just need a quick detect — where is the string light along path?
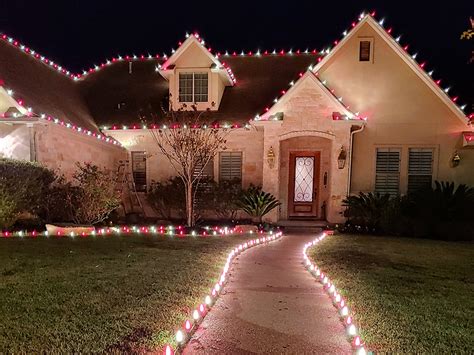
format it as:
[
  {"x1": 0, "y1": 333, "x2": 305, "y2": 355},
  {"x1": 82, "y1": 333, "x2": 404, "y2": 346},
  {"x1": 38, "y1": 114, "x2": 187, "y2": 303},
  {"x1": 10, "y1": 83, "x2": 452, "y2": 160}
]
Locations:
[{"x1": 183, "y1": 232, "x2": 352, "y2": 354}]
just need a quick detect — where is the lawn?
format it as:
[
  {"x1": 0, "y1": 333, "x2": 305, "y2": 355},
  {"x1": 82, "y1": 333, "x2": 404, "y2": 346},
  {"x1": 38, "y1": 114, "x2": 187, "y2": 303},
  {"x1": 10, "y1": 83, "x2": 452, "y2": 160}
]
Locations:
[
  {"x1": 0, "y1": 234, "x2": 251, "y2": 353},
  {"x1": 308, "y1": 234, "x2": 474, "y2": 353}
]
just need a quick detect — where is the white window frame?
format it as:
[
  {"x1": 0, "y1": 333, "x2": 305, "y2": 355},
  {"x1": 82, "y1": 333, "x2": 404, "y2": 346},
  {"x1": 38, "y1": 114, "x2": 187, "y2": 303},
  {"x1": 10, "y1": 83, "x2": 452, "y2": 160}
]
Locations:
[{"x1": 178, "y1": 72, "x2": 208, "y2": 103}]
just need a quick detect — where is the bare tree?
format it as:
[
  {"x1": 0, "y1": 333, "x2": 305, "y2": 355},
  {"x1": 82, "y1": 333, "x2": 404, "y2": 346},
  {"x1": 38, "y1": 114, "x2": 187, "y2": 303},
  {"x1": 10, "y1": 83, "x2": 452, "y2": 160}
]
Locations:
[
  {"x1": 148, "y1": 104, "x2": 227, "y2": 226},
  {"x1": 460, "y1": 17, "x2": 473, "y2": 63}
]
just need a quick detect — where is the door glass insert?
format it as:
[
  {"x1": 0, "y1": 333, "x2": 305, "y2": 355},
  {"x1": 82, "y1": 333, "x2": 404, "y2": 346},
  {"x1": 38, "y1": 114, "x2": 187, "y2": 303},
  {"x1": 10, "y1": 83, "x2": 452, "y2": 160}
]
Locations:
[{"x1": 294, "y1": 157, "x2": 314, "y2": 202}]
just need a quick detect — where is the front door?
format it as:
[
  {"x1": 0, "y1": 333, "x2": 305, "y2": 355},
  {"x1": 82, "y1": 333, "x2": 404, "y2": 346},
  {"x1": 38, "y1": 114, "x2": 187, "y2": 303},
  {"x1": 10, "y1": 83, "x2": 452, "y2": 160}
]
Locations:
[{"x1": 288, "y1": 152, "x2": 320, "y2": 218}]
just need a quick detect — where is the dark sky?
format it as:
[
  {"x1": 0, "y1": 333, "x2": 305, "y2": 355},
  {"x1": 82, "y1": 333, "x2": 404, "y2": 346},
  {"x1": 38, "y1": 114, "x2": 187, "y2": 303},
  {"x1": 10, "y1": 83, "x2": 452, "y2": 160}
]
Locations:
[{"x1": 1, "y1": 0, "x2": 473, "y2": 106}]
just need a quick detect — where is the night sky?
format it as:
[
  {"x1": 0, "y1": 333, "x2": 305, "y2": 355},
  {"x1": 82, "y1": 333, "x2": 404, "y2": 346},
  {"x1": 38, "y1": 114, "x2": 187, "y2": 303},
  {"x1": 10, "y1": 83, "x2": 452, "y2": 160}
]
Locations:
[{"x1": 1, "y1": 0, "x2": 473, "y2": 106}]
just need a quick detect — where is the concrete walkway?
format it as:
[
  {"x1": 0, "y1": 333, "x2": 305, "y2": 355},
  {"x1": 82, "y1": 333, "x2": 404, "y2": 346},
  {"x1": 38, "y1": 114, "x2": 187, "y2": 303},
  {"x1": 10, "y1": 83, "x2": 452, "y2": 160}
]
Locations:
[{"x1": 184, "y1": 233, "x2": 351, "y2": 354}]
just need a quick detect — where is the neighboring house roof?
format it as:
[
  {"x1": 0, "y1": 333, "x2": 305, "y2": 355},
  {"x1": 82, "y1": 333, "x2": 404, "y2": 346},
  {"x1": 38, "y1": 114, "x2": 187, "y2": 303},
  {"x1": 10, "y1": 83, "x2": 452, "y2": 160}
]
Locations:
[{"x1": 0, "y1": 38, "x2": 99, "y2": 133}]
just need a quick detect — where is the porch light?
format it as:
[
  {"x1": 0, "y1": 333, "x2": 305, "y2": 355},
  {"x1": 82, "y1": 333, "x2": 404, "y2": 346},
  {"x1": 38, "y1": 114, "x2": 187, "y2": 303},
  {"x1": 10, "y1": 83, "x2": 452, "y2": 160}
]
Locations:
[
  {"x1": 337, "y1": 146, "x2": 347, "y2": 169},
  {"x1": 451, "y1": 151, "x2": 461, "y2": 167},
  {"x1": 267, "y1": 146, "x2": 276, "y2": 169}
]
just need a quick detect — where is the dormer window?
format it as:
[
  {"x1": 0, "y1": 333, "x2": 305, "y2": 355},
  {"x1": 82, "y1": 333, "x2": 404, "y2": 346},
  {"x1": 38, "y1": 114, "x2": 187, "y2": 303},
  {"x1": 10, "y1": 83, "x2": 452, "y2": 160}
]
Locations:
[{"x1": 179, "y1": 72, "x2": 208, "y2": 103}]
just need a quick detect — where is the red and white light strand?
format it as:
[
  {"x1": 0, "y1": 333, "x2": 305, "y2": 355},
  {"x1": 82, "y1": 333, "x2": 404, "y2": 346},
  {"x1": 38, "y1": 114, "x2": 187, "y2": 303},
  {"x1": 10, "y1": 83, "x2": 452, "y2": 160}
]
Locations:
[
  {"x1": 0, "y1": 224, "x2": 277, "y2": 238},
  {"x1": 1, "y1": 11, "x2": 472, "y2": 128},
  {"x1": 1, "y1": 87, "x2": 121, "y2": 146},
  {"x1": 303, "y1": 231, "x2": 367, "y2": 355},
  {"x1": 105, "y1": 121, "x2": 252, "y2": 131},
  {"x1": 163, "y1": 231, "x2": 282, "y2": 355}
]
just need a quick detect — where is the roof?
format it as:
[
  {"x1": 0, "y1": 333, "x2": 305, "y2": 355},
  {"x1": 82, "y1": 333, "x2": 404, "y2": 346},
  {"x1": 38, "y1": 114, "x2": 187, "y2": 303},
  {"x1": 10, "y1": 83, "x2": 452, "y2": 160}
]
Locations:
[
  {"x1": 79, "y1": 54, "x2": 317, "y2": 127},
  {"x1": 1, "y1": 12, "x2": 472, "y2": 133},
  {"x1": 0, "y1": 38, "x2": 99, "y2": 133}
]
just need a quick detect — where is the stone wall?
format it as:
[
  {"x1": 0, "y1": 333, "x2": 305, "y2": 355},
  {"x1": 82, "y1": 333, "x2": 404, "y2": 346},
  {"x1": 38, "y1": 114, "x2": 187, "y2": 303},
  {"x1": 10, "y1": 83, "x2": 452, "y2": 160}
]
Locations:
[{"x1": 35, "y1": 122, "x2": 126, "y2": 177}]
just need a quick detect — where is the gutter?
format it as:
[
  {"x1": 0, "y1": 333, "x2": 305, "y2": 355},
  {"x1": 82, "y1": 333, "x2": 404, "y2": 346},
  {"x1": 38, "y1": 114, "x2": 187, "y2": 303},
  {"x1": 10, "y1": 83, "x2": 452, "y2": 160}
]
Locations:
[{"x1": 347, "y1": 124, "x2": 366, "y2": 196}]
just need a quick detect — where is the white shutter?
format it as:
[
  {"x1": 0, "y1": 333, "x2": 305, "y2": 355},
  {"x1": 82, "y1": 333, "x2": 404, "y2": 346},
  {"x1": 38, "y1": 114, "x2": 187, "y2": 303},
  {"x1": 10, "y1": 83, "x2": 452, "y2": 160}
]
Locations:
[
  {"x1": 219, "y1": 152, "x2": 242, "y2": 181},
  {"x1": 375, "y1": 148, "x2": 400, "y2": 196},
  {"x1": 408, "y1": 148, "x2": 433, "y2": 193}
]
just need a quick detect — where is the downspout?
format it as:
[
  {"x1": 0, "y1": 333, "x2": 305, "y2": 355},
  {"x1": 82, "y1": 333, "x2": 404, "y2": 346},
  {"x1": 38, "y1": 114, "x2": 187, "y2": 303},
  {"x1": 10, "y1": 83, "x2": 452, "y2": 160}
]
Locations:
[
  {"x1": 27, "y1": 123, "x2": 37, "y2": 162},
  {"x1": 347, "y1": 123, "x2": 366, "y2": 196}
]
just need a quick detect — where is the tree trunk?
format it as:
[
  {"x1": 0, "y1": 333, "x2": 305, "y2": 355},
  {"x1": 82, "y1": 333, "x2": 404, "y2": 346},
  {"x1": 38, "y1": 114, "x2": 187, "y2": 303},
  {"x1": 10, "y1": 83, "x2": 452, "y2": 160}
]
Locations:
[{"x1": 186, "y1": 182, "x2": 194, "y2": 226}]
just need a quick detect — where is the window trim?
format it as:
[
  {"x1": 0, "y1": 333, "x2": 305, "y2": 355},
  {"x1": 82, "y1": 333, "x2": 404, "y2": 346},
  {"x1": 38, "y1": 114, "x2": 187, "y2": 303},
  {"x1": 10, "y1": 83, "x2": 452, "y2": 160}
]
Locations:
[
  {"x1": 358, "y1": 37, "x2": 374, "y2": 63},
  {"x1": 178, "y1": 72, "x2": 209, "y2": 103}
]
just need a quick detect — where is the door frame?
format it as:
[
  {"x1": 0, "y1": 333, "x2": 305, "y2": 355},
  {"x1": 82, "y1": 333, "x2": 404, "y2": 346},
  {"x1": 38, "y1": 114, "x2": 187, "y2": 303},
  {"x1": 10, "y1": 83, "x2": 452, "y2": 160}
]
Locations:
[{"x1": 288, "y1": 151, "x2": 320, "y2": 219}]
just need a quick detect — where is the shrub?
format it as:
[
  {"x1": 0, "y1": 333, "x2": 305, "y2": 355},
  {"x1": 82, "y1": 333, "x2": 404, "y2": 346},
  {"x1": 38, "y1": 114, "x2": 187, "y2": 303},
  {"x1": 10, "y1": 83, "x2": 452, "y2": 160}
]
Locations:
[
  {"x1": 238, "y1": 185, "x2": 281, "y2": 223},
  {"x1": 68, "y1": 163, "x2": 121, "y2": 225},
  {"x1": 342, "y1": 182, "x2": 474, "y2": 241},
  {"x1": 0, "y1": 187, "x2": 18, "y2": 229},
  {"x1": 342, "y1": 192, "x2": 391, "y2": 234},
  {"x1": 147, "y1": 177, "x2": 186, "y2": 220},
  {"x1": 199, "y1": 178, "x2": 243, "y2": 221},
  {"x1": 0, "y1": 158, "x2": 56, "y2": 216},
  {"x1": 0, "y1": 159, "x2": 56, "y2": 228},
  {"x1": 403, "y1": 181, "x2": 474, "y2": 240}
]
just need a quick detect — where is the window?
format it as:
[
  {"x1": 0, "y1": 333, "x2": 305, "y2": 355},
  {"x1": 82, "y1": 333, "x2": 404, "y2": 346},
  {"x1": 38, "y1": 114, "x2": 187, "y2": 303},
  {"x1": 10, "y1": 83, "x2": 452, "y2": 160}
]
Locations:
[
  {"x1": 194, "y1": 73, "x2": 209, "y2": 102},
  {"x1": 408, "y1": 148, "x2": 433, "y2": 193},
  {"x1": 359, "y1": 40, "x2": 371, "y2": 61},
  {"x1": 219, "y1": 152, "x2": 242, "y2": 181},
  {"x1": 131, "y1": 151, "x2": 147, "y2": 192},
  {"x1": 375, "y1": 148, "x2": 400, "y2": 196},
  {"x1": 193, "y1": 157, "x2": 214, "y2": 180},
  {"x1": 178, "y1": 73, "x2": 193, "y2": 102},
  {"x1": 179, "y1": 73, "x2": 208, "y2": 102}
]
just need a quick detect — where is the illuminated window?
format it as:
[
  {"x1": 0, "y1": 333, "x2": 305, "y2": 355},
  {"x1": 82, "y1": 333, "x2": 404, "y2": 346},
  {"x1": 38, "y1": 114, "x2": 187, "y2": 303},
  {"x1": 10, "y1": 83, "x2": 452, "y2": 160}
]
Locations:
[{"x1": 179, "y1": 73, "x2": 208, "y2": 102}]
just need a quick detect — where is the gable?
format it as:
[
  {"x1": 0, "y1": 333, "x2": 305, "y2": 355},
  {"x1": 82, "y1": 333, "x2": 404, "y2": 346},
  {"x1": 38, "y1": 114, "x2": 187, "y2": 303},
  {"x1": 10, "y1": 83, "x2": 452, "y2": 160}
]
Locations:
[
  {"x1": 259, "y1": 71, "x2": 360, "y2": 123},
  {"x1": 174, "y1": 41, "x2": 214, "y2": 68},
  {"x1": 315, "y1": 16, "x2": 470, "y2": 130}
]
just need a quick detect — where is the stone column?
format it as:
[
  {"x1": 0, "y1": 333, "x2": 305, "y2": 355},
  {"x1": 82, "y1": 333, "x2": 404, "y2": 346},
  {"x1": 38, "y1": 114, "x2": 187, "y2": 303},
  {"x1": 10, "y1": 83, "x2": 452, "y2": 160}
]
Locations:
[{"x1": 261, "y1": 123, "x2": 282, "y2": 223}]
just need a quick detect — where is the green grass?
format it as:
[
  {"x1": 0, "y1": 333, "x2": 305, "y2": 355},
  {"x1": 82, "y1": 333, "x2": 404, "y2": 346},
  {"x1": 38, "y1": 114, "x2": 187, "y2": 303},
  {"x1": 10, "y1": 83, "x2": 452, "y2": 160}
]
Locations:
[
  {"x1": 0, "y1": 234, "x2": 251, "y2": 353},
  {"x1": 308, "y1": 234, "x2": 474, "y2": 353}
]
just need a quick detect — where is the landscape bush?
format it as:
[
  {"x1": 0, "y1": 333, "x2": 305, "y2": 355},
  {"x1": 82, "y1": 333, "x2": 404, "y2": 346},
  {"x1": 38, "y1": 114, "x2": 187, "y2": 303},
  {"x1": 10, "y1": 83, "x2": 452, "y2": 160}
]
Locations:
[
  {"x1": 0, "y1": 159, "x2": 120, "y2": 228},
  {"x1": 147, "y1": 177, "x2": 186, "y2": 221},
  {"x1": 342, "y1": 181, "x2": 474, "y2": 240},
  {"x1": 67, "y1": 163, "x2": 121, "y2": 225},
  {"x1": 237, "y1": 185, "x2": 281, "y2": 223},
  {"x1": 0, "y1": 159, "x2": 56, "y2": 228}
]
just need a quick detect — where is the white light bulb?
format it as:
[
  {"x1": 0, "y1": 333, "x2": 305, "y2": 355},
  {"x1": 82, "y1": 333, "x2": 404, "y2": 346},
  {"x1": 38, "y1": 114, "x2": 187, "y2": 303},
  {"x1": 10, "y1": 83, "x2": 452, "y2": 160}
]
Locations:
[
  {"x1": 341, "y1": 306, "x2": 349, "y2": 316},
  {"x1": 347, "y1": 324, "x2": 357, "y2": 336},
  {"x1": 176, "y1": 330, "x2": 184, "y2": 343},
  {"x1": 193, "y1": 310, "x2": 200, "y2": 320},
  {"x1": 205, "y1": 295, "x2": 212, "y2": 305}
]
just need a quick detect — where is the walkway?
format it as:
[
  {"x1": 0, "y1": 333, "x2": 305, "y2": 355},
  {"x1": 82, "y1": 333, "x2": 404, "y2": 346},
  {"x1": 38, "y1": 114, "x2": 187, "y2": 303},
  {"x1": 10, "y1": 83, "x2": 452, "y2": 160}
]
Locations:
[{"x1": 184, "y1": 233, "x2": 351, "y2": 354}]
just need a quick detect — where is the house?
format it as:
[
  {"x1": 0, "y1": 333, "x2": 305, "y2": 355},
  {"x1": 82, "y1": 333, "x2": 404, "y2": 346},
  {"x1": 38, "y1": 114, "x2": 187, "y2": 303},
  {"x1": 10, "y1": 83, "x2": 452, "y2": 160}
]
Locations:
[{"x1": 1, "y1": 13, "x2": 473, "y2": 223}]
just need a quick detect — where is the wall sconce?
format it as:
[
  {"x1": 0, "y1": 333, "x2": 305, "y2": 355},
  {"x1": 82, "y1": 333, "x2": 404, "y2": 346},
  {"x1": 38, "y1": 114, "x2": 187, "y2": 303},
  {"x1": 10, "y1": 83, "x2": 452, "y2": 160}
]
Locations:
[
  {"x1": 451, "y1": 151, "x2": 461, "y2": 168},
  {"x1": 267, "y1": 146, "x2": 276, "y2": 169},
  {"x1": 337, "y1": 146, "x2": 347, "y2": 169}
]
